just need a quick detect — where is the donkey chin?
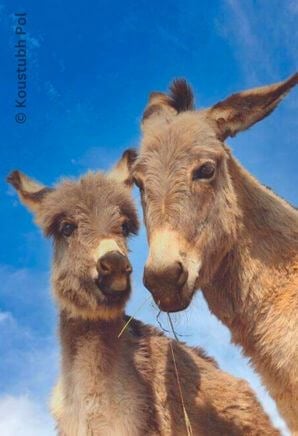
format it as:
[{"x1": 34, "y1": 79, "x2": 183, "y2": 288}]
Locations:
[
  {"x1": 143, "y1": 248, "x2": 202, "y2": 312},
  {"x1": 144, "y1": 264, "x2": 200, "y2": 313},
  {"x1": 157, "y1": 288, "x2": 196, "y2": 313},
  {"x1": 54, "y1": 273, "x2": 132, "y2": 321}
]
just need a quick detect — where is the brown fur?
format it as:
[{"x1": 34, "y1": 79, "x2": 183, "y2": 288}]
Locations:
[
  {"x1": 8, "y1": 158, "x2": 278, "y2": 435},
  {"x1": 135, "y1": 74, "x2": 298, "y2": 432}
]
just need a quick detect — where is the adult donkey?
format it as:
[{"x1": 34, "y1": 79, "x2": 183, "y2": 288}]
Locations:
[{"x1": 130, "y1": 74, "x2": 298, "y2": 432}]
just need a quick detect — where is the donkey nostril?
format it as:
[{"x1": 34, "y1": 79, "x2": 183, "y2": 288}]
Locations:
[
  {"x1": 170, "y1": 261, "x2": 185, "y2": 282},
  {"x1": 144, "y1": 261, "x2": 188, "y2": 293},
  {"x1": 98, "y1": 259, "x2": 112, "y2": 275},
  {"x1": 120, "y1": 257, "x2": 132, "y2": 275},
  {"x1": 97, "y1": 252, "x2": 132, "y2": 277},
  {"x1": 176, "y1": 262, "x2": 188, "y2": 287},
  {"x1": 125, "y1": 263, "x2": 132, "y2": 274}
]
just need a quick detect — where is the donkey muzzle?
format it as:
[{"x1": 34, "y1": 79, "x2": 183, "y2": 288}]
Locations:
[
  {"x1": 96, "y1": 251, "x2": 132, "y2": 296},
  {"x1": 143, "y1": 261, "x2": 189, "y2": 312}
]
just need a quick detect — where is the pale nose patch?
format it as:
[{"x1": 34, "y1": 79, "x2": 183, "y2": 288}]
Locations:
[
  {"x1": 185, "y1": 257, "x2": 202, "y2": 290},
  {"x1": 92, "y1": 238, "x2": 125, "y2": 264},
  {"x1": 147, "y1": 228, "x2": 183, "y2": 270},
  {"x1": 147, "y1": 227, "x2": 201, "y2": 288}
]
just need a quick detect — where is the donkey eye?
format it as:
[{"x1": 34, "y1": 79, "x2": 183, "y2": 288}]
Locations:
[
  {"x1": 121, "y1": 221, "x2": 130, "y2": 237},
  {"x1": 192, "y1": 162, "x2": 216, "y2": 181},
  {"x1": 61, "y1": 222, "x2": 76, "y2": 237}
]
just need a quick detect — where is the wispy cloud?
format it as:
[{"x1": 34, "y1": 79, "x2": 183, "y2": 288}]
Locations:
[
  {"x1": 215, "y1": 0, "x2": 298, "y2": 84},
  {"x1": 0, "y1": 311, "x2": 13, "y2": 323},
  {"x1": 0, "y1": 395, "x2": 54, "y2": 436},
  {"x1": 0, "y1": 307, "x2": 58, "y2": 396},
  {"x1": 0, "y1": 265, "x2": 58, "y2": 404},
  {"x1": 0, "y1": 303, "x2": 57, "y2": 435},
  {"x1": 156, "y1": 24, "x2": 192, "y2": 54},
  {"x1": 0, "y1": 330, "x2": 57, "y2": 434}
]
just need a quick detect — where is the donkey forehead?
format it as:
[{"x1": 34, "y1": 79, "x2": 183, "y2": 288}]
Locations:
[
  {"x1": 41, "y1": 175, "x2": 132, "y2": 223},
  {"x1": 139, "y1": 111, "x2": 223, "y2": 167}
]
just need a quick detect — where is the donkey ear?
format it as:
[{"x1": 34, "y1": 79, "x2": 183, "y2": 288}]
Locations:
[
  {"x1": 108, "y1": 149, "x2": 138, "y2": 188},
  {"x1": 7, "y1": 170, "x2": 52, "y2": 213},
  {"x1": 141, "y1": 92, "x2": 177, "y2": 128},
  {"x1": 142, "y1": 79, "x2": 195, "y2": 128},
  {"x1": 207, "y1": 73, "x2": 298, "y2": 140}
]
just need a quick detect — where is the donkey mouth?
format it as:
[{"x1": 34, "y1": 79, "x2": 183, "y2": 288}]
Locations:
[
  {"x1": 157, "y1": 298, "x2": 191, "y2": 313},
  {"x1": 103, "y1": 288, "x2": 130, "y2": 304},
  {"x1": 94, "y1": 279, "x2": 131, "y2": 305},
  {"x1": 153, "y1": 286, "x2": 195, "y2": 313}
]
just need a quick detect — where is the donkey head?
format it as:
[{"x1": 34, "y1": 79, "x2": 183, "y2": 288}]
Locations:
[
  {"x1": 7, "y1": 150, "x2": 139, "y2": 320},
  {"x1": 132, "y1": 74, "x2": 297, "y2": 312}
]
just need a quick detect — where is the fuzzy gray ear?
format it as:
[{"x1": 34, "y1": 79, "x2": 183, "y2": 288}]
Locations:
[
  {"x1": 142, "y1": 79, "x2": 195, "y2": 128},
  {"x1": 7, "y1": 170, "x2": 52, "y2": 213},
  {"x1": 108, "y1": 149, "x2": 138, "y2": 188},
  {"x1": 207, "y1": 73, "x2": 298, "y2": 140}
]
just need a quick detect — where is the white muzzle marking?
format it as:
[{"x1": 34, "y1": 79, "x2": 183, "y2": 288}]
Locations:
[
  {"x1": 93, "y1": 239, "x2": 124, "y2": 261},
  {"x1": 147, "y1": 228, "x2": 182, "y2": 270},
  {"x1": 148, "y1": 228, "x2": 201, "y2": 289}
]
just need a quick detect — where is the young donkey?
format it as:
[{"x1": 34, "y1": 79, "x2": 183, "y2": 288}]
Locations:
[
  {"x1": 130, "y1": 74, "x2": 298, "y2": 432},
  {"x1": 8, "y1": 152, "x2": 278, "y2": 436}
]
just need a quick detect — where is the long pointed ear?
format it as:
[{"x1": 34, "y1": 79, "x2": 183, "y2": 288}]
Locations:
[
  {"x1": 142, "y1": 79, "x2": 195, "y2": 129},
  {"x1": 207, "y1": 73, "x2": 298, "y2": 140},
  {"x1": 108, "y1": 149, "x2": 138, "y2": 188},
  {"x1": 7, "y1": 170, "x2": 53, "y2": 213}
]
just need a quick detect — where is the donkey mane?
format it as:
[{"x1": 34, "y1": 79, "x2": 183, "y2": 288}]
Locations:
[
  {"x1": 169, "y1": 79, "x2": 195, "y2": 112},
  {"x1": 142, "y1": 79, "x2": 194, "y2": 122}
]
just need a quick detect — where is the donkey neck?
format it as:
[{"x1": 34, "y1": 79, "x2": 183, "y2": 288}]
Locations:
[
  {"x1": 204, "y1": 154, "x2": 298, "y2": 328},
  {"x1": 59, "y1": 310, "x2": 127, "y2": 372},
  {"x1": 56, "y1": 311, "x2": 156, "y2": 434},
  {"x1": 229, "y1": 155, "x2": 297, "y2": 258}
]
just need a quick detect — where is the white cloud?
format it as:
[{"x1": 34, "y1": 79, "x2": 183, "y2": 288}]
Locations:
[
  {"x1": 215, "y1": 0, "x2": 298, "y2": 84},
  {"x1": 0, "y1": 266, "x2": 58, "y2": 409},
  {"x1": 45, "y1": 81, "x2": 60, "y2": 100},
  {"x1": 0, "y1": 311, "x2": 14, "y2": 323},
  {"x1": 287, "y1": 0, "x2": 298, "y2": 14},
  {"x1": 0, "y1": 306, "x2": 57, "y2": 435},
  {"x1": 0, "y1": 395, "x2": 55, "y2": 436}
]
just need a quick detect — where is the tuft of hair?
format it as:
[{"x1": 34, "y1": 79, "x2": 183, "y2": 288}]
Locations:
[{"x1": 169, "y1": 79, "x2": 195, "y2": 112}]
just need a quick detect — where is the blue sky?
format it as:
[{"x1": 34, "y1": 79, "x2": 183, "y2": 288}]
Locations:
[{"x1": 1, "y1": 0, "x2": 297, "y2": 434}]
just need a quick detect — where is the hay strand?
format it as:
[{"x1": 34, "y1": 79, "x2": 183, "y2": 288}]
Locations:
[
  {"x1": 118, "y1": 296, "x2": 151, "y2": 338},
  {"x1": 167, "y1": 313, "x2": 193, "y2": 436}
]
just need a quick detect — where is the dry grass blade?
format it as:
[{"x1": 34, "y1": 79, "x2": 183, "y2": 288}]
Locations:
[
  {"x1": 118, "y1": 296, "x2": 151, "y2": 338},
  {"x1": 167, "y1": 313, "x2": 193, "y2": 436},
  {"x1": 156, "y1": 310, "x2": 171, "y2": 334}
]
